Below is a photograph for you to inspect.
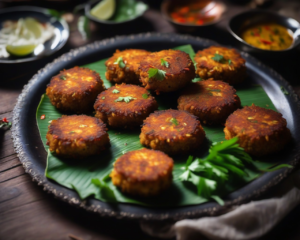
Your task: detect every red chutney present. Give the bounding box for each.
[169,0,223,25]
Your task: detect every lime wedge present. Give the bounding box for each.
[24,17,42,38]
[90,0,116,20]
[6,44,37,56]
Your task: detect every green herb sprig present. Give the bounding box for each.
[211,53,224,62]
[114,57,125,68]
[178,137,292,204]
[148,68,166,81]
[112,89,120,94]
[170,118,179,126]
[161,58,169,68]
[59,75,66,80]
[115,96,136,103]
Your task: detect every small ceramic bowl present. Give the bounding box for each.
[228,9,300,54]
[161,0,226,32]
[85,0,148,28]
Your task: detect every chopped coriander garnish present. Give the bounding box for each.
[211,53,224,63]
[112,89,120,94]
[206,88,221,92]
[148,68,166,81]
[280,86,289,95]
[102,96,105,100]
[160,59,169,68]
[59,75,66,80]
[228,59,232,65]
[192,77,202,82]
[114,57,125,68]
[274,28,279,34]
[280,37,285,44]
[142,93,148,99]
[248,119,258,123]
[69,131,75,134]
[115,96,136,103]
[170,118,179,126]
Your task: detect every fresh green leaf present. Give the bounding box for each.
[228,59,232,65]
[280,86,289,95]
[148,68,166,81]
[47,9,64,19]
[91,178,116,202]
[179,170,190,181]
[190,172,217,198]
[211,53,224,62]
[161,58,169,68]
[170,117,179,126]
[192,77,202,83]
[78,16,90,40]
[59,75,66,80]
[114,57,125,68]
[211,195,224,205]
[115,96,136,103]
[112,89,120,94]
[261,164,293,172]
[142,94,148,99]
[102,96,105,100]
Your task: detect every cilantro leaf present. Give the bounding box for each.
[115,96,136,103]
[114,57,125,68]
[170,117,179,126]
[91,178,116,202]
[192,77,202,83]
[142,93,148,99]
[280,86,289,95]
[228,59,232,65]
[102,96,105,100]
[59,75,66,80]
[148,68,166,81]
[112,89,120,94]
[211,53,224,62]
[160,58,169,68]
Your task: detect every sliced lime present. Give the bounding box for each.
[6,44,37,56]
[24,17,42,38]
[90,0,116,20]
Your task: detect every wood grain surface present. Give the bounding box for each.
[1,1,300,239]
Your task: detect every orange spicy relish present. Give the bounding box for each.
[242,23,293,51]
[169,0,221,25]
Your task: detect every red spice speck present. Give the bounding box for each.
[40,114,46,120]
[3,117,8,123]
[260,39,272,45]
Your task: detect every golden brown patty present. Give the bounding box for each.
[46,67,105,113]
[110,148,173,196]
[140,109,205,155]
[194,46,246,85]
[46,115,110,159]
[94,83,158,128]
[224,104,291,156]
[178,79,241,125]
[105,49,150,85]
[139,49,195,94]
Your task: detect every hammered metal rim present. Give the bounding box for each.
[11,32,300,221]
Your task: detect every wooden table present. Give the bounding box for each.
[1,1,300,239]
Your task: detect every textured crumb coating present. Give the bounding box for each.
[194,46,246,85]
[139,49,195,93]
[94,83,158,128]
[140,109,205,155]
[224,105,291,156]
[105,49,150,84]
[46,115,110,159]
[110,148,173,196]
[178,80,241,125]
[46,67,105,113]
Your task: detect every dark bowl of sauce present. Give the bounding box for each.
[161,0,226,32]
[228,10,300,54]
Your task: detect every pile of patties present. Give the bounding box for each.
[45,46,291,197]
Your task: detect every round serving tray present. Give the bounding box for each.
[12,33,300,221]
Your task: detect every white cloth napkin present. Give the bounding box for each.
[140,170,300,240]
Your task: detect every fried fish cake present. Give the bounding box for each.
[94,83,158,128]
[110,148,173,196]
[139,49,195,94]
[46,115,110,159]
[224,104,291,156]
[46,67,105,113]
[105,49,150,85]
[178,80,241,125]
[194,46,246,85]
[140,109,205,155]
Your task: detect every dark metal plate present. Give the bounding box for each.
[12,33,300,221]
